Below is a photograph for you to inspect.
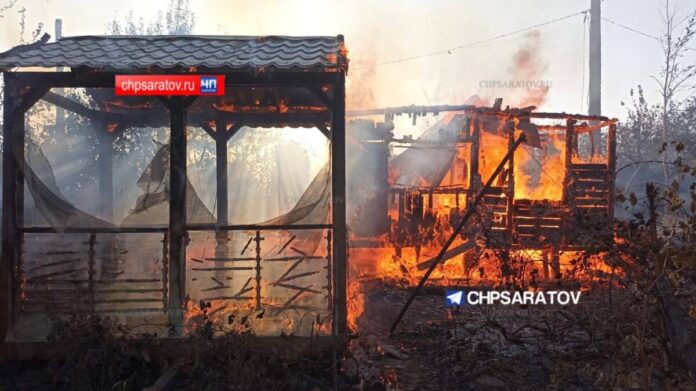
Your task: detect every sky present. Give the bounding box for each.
[2,0,696,126]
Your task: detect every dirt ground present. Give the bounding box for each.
[347,278,678,391]
[1,278,694,390]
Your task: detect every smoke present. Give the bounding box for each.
[507,30,550,108]
[346,43,377,110]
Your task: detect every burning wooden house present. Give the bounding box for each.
[347,103,617,284]
[0,34,349,348]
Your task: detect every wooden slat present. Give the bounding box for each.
[482,196,506,206]
[571,163,607,170]
[515,225,562,235]
[481,186,505,195]
[573,198,607,206]
[513,217,562,226]
[573,189,608,198]
[573,179,609,190]
[572,170,608,180]
[512,209,563,218]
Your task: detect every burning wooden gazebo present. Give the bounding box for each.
[347,103,618,282]
[0,34,348,348]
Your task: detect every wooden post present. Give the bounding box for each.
[607,123,617,220]
[1,76,25,340]
[562,119,576,249]
[1,76,48,341]
[325,230,333,311]
[97,128,114,222]
[506,120,515,238]
[254,230,263,310]
[551,249,561,279]
[562,119,576,205]
[87,233,96,311]
[469,114,481,191]
[214,120,230,282]
[161,232,169,312]
[215,119,229,226]
[167,96,195,332]
[331,74,348,339]
[542,249,550,280]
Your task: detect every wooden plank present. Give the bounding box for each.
[482,196,506,206]
[167,96,194,333]
[573,198,607,207]
[572,170,608,180]
[22,226,167,233]
[1,75,25,341]
[184,223,331,231]
[513,217,562,226]
[573,180,609,190]
[481,186,505,195]
[562,119,575,205]
[573,189,608,198]
[13,71,340,90]
[512,209,563,218]
[416,239,476,270]
[469,114,480,188]
[331,73,348,339]
[515,225,562,235]
[607,123,617,220]
[215,119,229,225]
[571,163,607,170]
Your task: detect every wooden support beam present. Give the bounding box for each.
[506,121,515,237]
[1,75,25,340]
[13,70,339,89]
[42,85,332,130]
[316,124,330,140]
[330,74,348,339]
[225,122,243,141]
[561,119,577,250]
[562,119,576,205]
[308,85,333,108]
[470,114,481,190]
[167,96,196,333]
[199,122,215,139]
[607,123,617,220]
[215,119,229,226]
[16,86,50,114]
[42,91,115,122]
[416,239,476,270]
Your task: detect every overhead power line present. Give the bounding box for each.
[601,17,659,41]
[353,9,590,68]
[602,16,696,51]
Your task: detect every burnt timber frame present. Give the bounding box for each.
[353,105,618,254]
[1,69,348,349]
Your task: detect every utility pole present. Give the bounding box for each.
[589,0,602,154]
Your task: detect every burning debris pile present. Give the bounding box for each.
[347,102,618,298]
[335,98,696,389]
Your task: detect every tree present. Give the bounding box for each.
[106,0,195,35]
[652,0,696,184]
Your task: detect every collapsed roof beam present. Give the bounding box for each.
[346,103,616,123]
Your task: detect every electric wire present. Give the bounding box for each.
[352,9,590,68]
